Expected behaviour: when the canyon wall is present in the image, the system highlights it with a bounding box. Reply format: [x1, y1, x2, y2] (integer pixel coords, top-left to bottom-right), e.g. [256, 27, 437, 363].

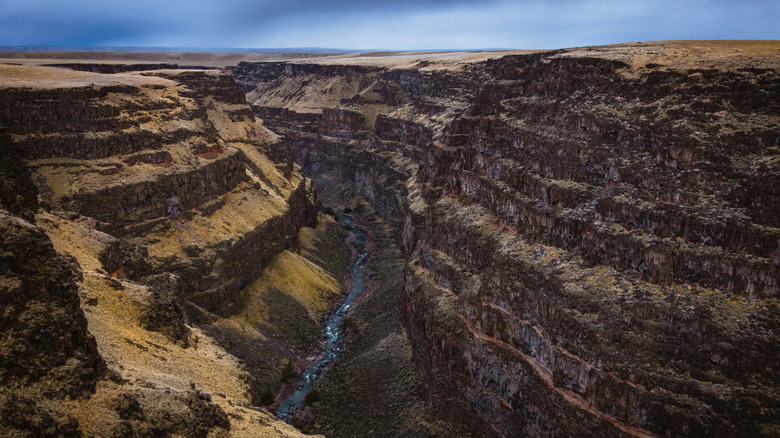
[230, 41, 780, 437]
[0, 64, 321, 437]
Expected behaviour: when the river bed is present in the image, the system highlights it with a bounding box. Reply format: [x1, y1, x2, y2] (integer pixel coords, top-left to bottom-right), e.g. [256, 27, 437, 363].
[276, 215, 367, 420]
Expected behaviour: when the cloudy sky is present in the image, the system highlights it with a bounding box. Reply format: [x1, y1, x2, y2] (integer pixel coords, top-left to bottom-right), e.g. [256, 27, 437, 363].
[1, 0, 777, 50]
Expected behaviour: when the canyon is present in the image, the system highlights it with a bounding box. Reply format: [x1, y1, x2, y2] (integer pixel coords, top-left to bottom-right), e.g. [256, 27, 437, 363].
[1, 40, 778, 437]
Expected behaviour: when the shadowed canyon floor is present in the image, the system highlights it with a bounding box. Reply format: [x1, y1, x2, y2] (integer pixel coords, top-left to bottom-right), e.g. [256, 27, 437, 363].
[0, 40, 779, 437]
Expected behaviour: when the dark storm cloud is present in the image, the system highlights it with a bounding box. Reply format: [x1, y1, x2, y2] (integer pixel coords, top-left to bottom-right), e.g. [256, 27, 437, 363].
[0, 0, 777, 49]
[0, 0, 496, 45]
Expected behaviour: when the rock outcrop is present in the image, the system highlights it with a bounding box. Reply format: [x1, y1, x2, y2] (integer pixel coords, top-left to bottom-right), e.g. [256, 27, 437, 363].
[0, 63, 323, 437]
[231, 41, 780, 437]
[2, 65, 318, 318]
[0, 209, 104, 437]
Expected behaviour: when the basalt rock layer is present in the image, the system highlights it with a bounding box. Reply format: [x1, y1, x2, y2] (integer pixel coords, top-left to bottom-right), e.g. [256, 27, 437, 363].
[0, 64, 321, 437]
[230, 41, 780, 437]
[2, 65, 318, 316]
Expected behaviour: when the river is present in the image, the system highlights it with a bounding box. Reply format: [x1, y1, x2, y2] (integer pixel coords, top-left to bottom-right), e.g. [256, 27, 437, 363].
[276, 215, 367, 420]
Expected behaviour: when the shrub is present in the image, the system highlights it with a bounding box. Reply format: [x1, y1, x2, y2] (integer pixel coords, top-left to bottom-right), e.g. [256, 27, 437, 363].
[280, 359, 296, 383]
[342, 316, 354, 327]
[304, 388, 321, 404]
[291, 418, 312, 434]
[259, 388, 275, 406]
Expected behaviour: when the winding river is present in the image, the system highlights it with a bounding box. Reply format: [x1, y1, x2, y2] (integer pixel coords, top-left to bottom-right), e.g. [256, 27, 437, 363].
[276, 215, 367, 420]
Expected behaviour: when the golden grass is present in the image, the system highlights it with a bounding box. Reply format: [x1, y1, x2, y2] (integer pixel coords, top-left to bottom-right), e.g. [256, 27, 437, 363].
[36, 211, 115, 271]
[20, 65, 296, 214]
[39, 207, 322, 437]
[247, 75, 364, 113]
[30, 141, 238, 207]
[39, 211, 249, 400]
[298, 212, 338, 252]
[62, 379, 319, 438]
[227, 248, 341, 331]
[560, 40, 780, 73]
[0, 64, 173, 89]
[208, 214, 344, 346]
[231, 138, 300, 197]
[142, 181, 288, 260]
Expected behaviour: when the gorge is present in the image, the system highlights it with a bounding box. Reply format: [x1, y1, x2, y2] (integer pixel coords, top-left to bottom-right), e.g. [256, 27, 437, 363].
[1, 40, 778, 437]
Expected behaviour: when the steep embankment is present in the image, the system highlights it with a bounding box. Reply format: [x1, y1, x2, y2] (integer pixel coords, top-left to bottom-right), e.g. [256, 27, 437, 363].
[0, 63, 336, 437]
[302, 179, 471, 438]
[230, 41, 780, 437]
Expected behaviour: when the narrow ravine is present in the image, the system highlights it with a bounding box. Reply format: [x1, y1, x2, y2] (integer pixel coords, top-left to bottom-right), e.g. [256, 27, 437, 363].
[276, 215, 367, 421]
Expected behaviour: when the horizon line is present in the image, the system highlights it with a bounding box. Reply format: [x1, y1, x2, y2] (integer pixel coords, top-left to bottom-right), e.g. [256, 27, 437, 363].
[0, 45, 520, 54]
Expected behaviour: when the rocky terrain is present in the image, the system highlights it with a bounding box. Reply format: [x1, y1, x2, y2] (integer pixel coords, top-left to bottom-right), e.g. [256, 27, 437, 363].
[301, 178, 471, 438]
[0, 63, 334, 437]
[1, 40, 778, 438]
[229, 40, 780, 437]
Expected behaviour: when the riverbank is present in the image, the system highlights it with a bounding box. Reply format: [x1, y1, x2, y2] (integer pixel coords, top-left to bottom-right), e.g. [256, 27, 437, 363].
[305, 177, 469, 437]
[275, 213, 369, 422]
[198, 211, 351, 409]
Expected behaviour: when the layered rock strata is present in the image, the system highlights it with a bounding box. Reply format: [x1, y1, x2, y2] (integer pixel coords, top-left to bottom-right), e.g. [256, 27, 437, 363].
[231, 41, 780, 437]
[0, 64, 321, 437]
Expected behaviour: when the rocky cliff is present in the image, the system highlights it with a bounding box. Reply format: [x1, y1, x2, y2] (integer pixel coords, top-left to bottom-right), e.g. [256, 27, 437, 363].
[0, 64, 325, 437]
[230, 41, 780, 437]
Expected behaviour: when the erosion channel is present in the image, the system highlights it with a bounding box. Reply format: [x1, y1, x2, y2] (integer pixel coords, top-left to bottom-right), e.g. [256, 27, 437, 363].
[277, 215, 368, 420]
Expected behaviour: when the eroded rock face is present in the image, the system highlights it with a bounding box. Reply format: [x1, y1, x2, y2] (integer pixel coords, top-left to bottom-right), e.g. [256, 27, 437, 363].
[0, 209, 104, 436]
[0, 210, 103, 397]
[1, 66, 318, 319]
[232, 42, 780, 437]
[1, 64, 321, 437]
